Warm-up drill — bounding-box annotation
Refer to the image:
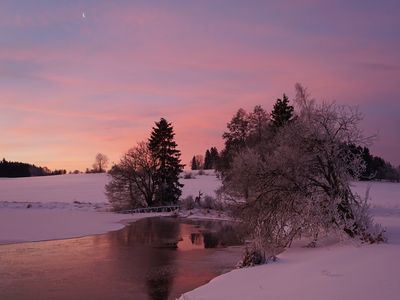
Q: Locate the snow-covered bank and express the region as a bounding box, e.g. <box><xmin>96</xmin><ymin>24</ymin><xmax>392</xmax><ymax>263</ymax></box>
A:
<box><xmin>180</xmin><ymin>181</ymin><xmax>400</xmax><ymax>300</ymax></box>
<box><xmin>0</xmin><ymin>172</ymin><xmax>221</xmax><ymax>244</ymax></box>
<box><xmin>0</xmin><ymin>209</ymin><xmax>168</xmax><ymax>245</ymax></box>
<box><xmin>2</xmin><ymin>172</ymin><xmax>400</xmax><ymax>299</ymax></box>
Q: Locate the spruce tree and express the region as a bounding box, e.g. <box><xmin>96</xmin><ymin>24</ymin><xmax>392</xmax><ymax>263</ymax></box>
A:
<box><xmin>204</xmin><ymin>149</ymin><xmax>212</xmax><ymax>169</ymax></box>
<box><xmin>209</xmin><ymin>147</ymin><xmax>219</xmax><ymax>169</ymax></box>
<box><xmin>148</xmin><ymin>118</ymin><xmax>184</xmax><ymax>205</ymax></box>
<box><xmin>191</xmin><ymin>156</ymin><xmax>198</xmax><ymax>170</ymax></box>
<box><xmin>270</xmin><ymin>94</ymin><xmax>294</xmax><ymax>128</ymax></box>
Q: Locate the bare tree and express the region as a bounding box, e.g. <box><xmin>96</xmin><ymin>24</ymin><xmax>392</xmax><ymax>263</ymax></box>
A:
<box><xmin>93</xmin><ymin>153</ymin><xmax>109</xmax><ymax>173</ymax></box>
<box><xmin>221</xmin><ymin>84</ymin><xmax>384</xmax><ymax>264</ymax></box>
<box><xmin>105</xmin><ymin>142</ymin><xmax>157</xmax><ymax>210</ymax></box>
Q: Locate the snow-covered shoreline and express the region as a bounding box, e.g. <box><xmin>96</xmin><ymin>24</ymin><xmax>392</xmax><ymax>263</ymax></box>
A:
<box><xmin>1</xmin><ymin>173</ymin><xmax>400</xmax><ymax>299</ymax></box>
<box><xmin>0</xmin><ymin>171</ymin><xmax>220</xmax><ymax>245</ymax></box>
<box><xmin>0</xmin><ymin>208</ymin><xmax>171</xmax><ymax>245</ymax></box>
<box><xmin>180</xmin><ymin>181</ymin><xmax>400</xmax><ymax>300</ymax></box>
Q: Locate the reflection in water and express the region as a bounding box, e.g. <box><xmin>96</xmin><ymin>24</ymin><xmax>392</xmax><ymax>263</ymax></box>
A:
<box><xmin>0</xmin><ymin>217</ymin><xmax>243</xmax><ymax>300</ymax></box>
<box><xmin>146</xmin><ymin>266</ymin><xmax>175</xmax><ymax>300</ymax></box>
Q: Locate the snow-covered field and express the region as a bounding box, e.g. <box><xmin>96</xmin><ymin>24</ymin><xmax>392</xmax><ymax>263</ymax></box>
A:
<box><xmin>0</xmin><ymin>171</ymin><xmax>219</xmax><ymax>244</ymax></box>
<box><xmin>1</xmin><ymin>172</ymin><xmax>400</xmax><ymax>299</ymax></box>
<box><xmin>0</xmin><ymin>173</ymin><xmax>109</xmax><ymax>204</ymax></box>
<box><xmin>181</xmin><ymin>181</ymin><xmax>400</xmax><ymax>300</ymax></box>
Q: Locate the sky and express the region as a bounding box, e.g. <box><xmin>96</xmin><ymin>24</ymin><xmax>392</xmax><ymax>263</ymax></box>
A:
<box><xmin>0</xmin><ymin>0</ymin><xmax>399</xmax><ymax>171</ymax></box>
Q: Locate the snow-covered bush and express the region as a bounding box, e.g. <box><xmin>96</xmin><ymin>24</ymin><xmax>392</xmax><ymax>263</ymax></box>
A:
<box><xmin>220</xmin><ymin>84</ymin><xmax>385</xmax><ymax>261</ymax></box>
<box><xmin>237</xmin><ymin>246</ymin><xmax>266</xmax><ymax>268</ymax></box>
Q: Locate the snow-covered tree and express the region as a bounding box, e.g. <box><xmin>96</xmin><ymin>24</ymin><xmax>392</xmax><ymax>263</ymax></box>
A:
<box><xmin>220</xmin><ymin>84</ymin><xmax>385</xmax><ymax>262</ymax></box>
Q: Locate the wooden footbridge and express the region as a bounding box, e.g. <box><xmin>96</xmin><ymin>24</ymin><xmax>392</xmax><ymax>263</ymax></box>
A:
<box><xmin>120</xmin><ymin>205</ymin><xmax>180</xmax><ymax>214</ymax></box>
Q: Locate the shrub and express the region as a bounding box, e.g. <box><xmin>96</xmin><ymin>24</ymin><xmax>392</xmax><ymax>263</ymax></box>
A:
<box><xmin>183</xmin><ymin>172</ymin><xmax>196</xmax><ymax>179</ymax></box>
<box><xmin>181</xmin><ymin>195</ymin><xmax>195</xmax><ymax>210</ymax></box>
<box><xmin>200</xmin><ymin>195</ymin><xmax>215</xmax><ymax>209</ymax></box>
<box><xmin>237</xmin><ymin>246</ymin><xmax>266</xmax><ymax>268</ymax></box>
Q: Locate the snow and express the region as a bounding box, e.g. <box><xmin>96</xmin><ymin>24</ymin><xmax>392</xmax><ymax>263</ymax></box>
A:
<box><xmin>180</xmin><ymin>170</ymin><xmax>220</xmax><ymax>199</ymax></box>
<box><xmin>0</xmin><ymin>172</ymin><xmax>221</xmax><ymax>244</ymax></box>
<box><xmin>0</xmin><ymin>209</ymin><xmax>166</xmax><ymax>245</ymax></box>
<box><xmin>180</xmin><ymin>181</ymin><xmax>400</xmax><ymax>300</ymax></box>
<box><xmin>0</xmin><ymin>173</ymin><xmax>109</xmax><ymax>204</ymax></box>
<box><xmin>2</xmin><ymin>172</ymin><xmax>399</xmax><ymax>299</ymax></box>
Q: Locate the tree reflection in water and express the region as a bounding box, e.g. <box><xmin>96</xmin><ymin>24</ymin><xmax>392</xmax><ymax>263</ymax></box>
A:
<box><xmin>0</xmin><ymin>217</ymin><xmax>243</xmax><ymax>300</ymax></box>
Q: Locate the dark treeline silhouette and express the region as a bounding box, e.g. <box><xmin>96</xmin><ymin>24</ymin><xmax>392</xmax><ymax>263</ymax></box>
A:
<box><xmin>204</xmin><ymin>147</ymin><xmax>219</xmax><ymax>169</ymax></box>
<box><xmin>191</xmin><ymin>147</ymin><xmax>220</xmax><ymax>170</ymax></box>
<box><xmin>349</xmin><ymin>145</ymin><xmax>400</xmax><ymax>182</ymax></box>
<box><xmin>0</xmin><ymin>158</ymin><xmax>66</xmax><ymax>178</ymax></box>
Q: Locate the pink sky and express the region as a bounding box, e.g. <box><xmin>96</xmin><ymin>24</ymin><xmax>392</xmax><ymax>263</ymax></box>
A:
<box><xmin>1</xmin><ymin>1</ymin><xmax>399</xmax><ymax>170</ymax></box>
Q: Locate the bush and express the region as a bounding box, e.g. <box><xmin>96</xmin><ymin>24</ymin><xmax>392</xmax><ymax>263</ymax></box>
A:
<box><xmin>183</xmin><ymin>172</ymin><xmax>196</xmax><ymax>179</ymax></box>
<box><xmin>237</xmin><ymin>246</ymin><xmax>266</xmax><ymax>268</ymax></box>
<box><xmin>200</xmin><ymin>195</ymin><xmax>215</xmax><ymax>209</ymax></box>
<box><xmin>197</xmin><ymin>169</ymin><xmax>205</xmax><ymax>175</ymax></box>
<box><xmin>181</xmin><ymin>195</ymin><xmax>195</xmax><ymax>210</ymax></box>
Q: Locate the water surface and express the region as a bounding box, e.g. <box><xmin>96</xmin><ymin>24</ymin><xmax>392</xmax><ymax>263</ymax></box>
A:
<box><xmin>0</xmin><ymin>217</ymin><xmax>243</xmax><ymax>300</ymax></box>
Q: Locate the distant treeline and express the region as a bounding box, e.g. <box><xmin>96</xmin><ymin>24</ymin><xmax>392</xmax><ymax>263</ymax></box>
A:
<box><xmin>0</xmin><ymin>158</ymin><xmax>67</xmax><ymax>178</ymax></box>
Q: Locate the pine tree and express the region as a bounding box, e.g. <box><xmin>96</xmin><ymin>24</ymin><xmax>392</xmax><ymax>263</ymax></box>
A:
<box><xmin>209</xmin><ymin>147</ymin><xmax>219</xmax><ymax>169</ymax></box>
<box><xmin>204</xmin><ymin>149</ymin><xmax>212</xmax><ymax>169</ymax></box>
<box><xmin>191</xmin><ymin>156</ymin><xmax>198</xmax><ymax>170</ymax></box>
<box><xmin>270</xmin><ymin>94</ymin><xmax>294</xmax><ymax>128</ymax></box>
<box><xmin>148</xmin><ymin>118</ymin><xmax>184</xmax><ymax>205</ymax></box>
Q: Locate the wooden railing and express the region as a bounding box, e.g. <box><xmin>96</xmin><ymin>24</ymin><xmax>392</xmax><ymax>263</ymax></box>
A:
<box><xmin>119</xmin><ymin>205</ymin><xmax>180</xmax><ymax>214</ymax></box>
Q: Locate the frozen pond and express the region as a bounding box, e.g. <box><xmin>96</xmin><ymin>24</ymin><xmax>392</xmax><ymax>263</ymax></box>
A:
<box><xmin>0</xmin><ymin>217</ymin><xmax>243</xmax><ymax>300</ymax></box>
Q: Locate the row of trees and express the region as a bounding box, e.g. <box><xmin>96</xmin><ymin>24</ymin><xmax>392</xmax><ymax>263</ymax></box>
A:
<box><xmin>218</xmin><ymin>84</ymin><xmax>385</xmax><ymax>263</ymax></box>
<box><xmin>106</xmin><ymin>118</ymin><xmax>184</xmax><ymax>210</ymax></box>
<box><xmin>0</xmin><ymin>158</ymin><xmax>66</xmax><ymax>178</ymax></box>
<box><xmin>190</xmin><ymin>147</ymin><xmax>220</xmax><ymax>170</ymax></box>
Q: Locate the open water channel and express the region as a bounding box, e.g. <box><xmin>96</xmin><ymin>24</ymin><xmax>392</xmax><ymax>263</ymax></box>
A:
<box><xmin>0</xmin><ymin>217</ymin><xmax>244</xmax><ymax>300</ymax></box>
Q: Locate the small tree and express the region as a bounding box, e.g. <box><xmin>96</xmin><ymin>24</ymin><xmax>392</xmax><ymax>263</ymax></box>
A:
<box><xmin>148</xmin><ymin>118</ymin><xmax>184</xmax><ymax>205</ymax></box>
<box><xmin>209</xmin><ymin>147</ymin><xmax>219</xmax><ymax>169</ymax></box>
<box><xmin>191</xmin><ymin>156</ymin><xmax>198</xmax><ymax>170</ymax></box>
<box><xmin>204</xmin><ymin>149</ymin><xmax>212</xmax><ymax>169</ymax></box>
<box><xmin>92</xmin><ymin>153</ymin><xmax>109</xmax><ymax>173</ymax></box>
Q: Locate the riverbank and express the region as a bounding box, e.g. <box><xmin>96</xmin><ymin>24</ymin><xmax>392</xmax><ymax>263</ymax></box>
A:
<box><xmin>0</xmin><ymin>208</ymin><xmax>170</xmax><ymax>245</ymax></box>
<box><xmin>2</xmin><ymin>173</ymin><xmax>399</xmax><ymax>299</ymax></box>
<box><xmin>180</xmin><ymin>181</ymin><xmax>400</xmax><ymax>300</ymax></box>
<box><xmin>0</xmin><ymin>171</ymin><xmax>219</xmax><ymax>245</ymax></box>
